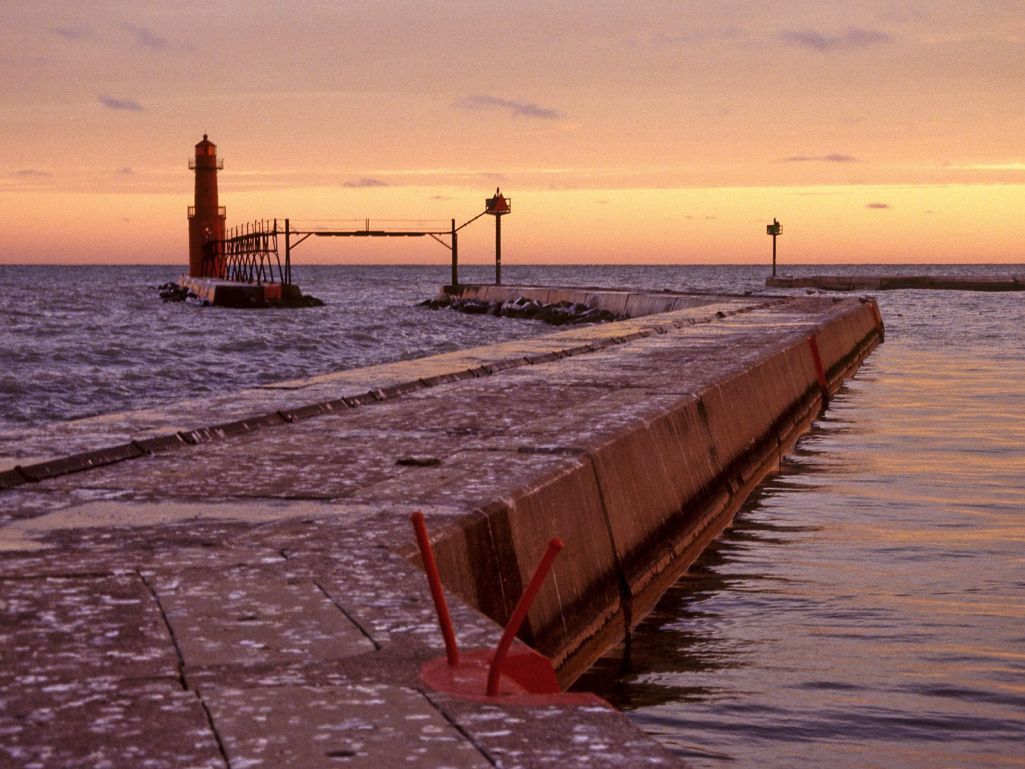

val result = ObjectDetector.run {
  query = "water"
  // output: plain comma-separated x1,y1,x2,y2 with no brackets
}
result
573,275,1025,768
0,263,546,429
1,262,759,429
2,262,1023,767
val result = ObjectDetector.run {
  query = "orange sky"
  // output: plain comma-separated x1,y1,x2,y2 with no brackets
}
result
2,2,1023,265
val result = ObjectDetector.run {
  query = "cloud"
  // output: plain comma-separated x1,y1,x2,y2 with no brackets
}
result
456,95,564,120
99,96,144,111
52,25,93,40
948,162,1025,171
781,27,890,51
14,169,52,177
119,167,134,175
122,23,168,49
783,153,863,163
343,177,388,188
866,202,891,209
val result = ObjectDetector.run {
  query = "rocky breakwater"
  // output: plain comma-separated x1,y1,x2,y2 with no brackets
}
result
421,292,625,325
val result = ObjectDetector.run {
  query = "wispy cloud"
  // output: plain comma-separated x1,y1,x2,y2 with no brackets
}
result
52,25,93,41
14,169,53,177
99,95,144,111
456,95,564,120
343,177,388,188
866,202,891,209
948,162,1025,171
781,27,890,51
783,153,863,163
119,167,134,175
122,23,168,49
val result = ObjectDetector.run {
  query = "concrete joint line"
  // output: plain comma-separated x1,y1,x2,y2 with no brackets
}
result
197,697,232,769
583,450,634,645
313,580,382,651
418,688,501,767
136,571,259,768
482,508,514,616
136,570,189,692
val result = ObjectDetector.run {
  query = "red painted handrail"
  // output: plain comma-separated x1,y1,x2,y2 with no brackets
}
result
410,511,460,666
486,538,564,696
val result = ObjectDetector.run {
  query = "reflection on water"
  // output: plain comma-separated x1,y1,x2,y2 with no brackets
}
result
577,290,1025,768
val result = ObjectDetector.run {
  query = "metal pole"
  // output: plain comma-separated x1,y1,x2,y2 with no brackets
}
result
486,538,564,697
453,229,459,287
410,512,460,667
772,233,777,277
285,218,291,286
495,214,502,286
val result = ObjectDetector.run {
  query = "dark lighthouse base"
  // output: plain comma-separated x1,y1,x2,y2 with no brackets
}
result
162,275,323,308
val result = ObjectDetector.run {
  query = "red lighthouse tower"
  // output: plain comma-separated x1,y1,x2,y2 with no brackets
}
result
187,135,226,278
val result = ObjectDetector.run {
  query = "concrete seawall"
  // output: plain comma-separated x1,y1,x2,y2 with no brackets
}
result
766,274,1025,291
443,282,733,318
0,287,882,766
422,285,882,682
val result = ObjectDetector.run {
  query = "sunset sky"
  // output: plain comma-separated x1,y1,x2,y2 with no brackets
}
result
2,1,1023,265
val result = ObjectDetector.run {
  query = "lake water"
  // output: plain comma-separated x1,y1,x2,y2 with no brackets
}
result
574,270,1025,769
1,262,1022,767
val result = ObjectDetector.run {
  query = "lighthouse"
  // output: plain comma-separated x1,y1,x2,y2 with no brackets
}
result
187,135,226,278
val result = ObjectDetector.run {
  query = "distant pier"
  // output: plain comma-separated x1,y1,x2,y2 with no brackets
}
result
1,286,882,767
179,136,514,307
767,273,1025,292
175,274,323,308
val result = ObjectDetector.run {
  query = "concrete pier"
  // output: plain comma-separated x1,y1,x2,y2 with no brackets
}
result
176,276,320,308
441,283,746,318
766,273,1025,292
1,287,882,767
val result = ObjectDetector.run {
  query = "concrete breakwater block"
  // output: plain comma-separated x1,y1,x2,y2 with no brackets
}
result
442,283,728,320
407,294,882,684
0,287,882,767
766,274,1025,291
162,275,324,307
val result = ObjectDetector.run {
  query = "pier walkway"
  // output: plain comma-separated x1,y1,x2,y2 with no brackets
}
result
0,287,882,768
